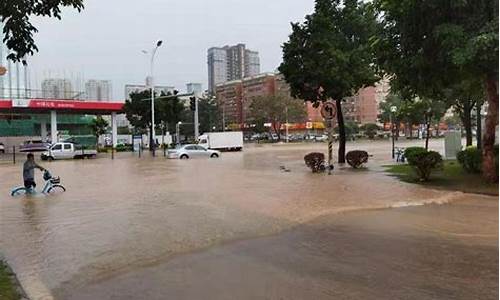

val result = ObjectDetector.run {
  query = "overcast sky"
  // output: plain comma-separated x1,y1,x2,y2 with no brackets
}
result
27,0,315,100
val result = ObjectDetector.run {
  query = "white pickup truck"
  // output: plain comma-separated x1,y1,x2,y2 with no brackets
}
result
41,142,97,161
198,131,243,151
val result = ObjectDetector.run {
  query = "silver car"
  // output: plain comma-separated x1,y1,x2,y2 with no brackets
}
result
167,144,221,159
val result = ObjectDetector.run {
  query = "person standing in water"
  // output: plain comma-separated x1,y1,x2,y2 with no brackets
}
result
23,153,45,190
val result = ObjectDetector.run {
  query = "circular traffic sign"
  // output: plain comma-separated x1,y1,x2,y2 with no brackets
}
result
321,102,336,120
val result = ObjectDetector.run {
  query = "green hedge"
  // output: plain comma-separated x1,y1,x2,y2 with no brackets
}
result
457,145,499,174
404,147,443,181
404,147,427,163
457,147,482,173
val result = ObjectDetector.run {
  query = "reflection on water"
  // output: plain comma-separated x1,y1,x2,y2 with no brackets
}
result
0,141,494,299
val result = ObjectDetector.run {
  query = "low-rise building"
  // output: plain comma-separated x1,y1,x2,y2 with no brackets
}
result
216,72,389,131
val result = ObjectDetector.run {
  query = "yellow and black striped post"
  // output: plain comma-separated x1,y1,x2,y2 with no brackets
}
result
327,120,333,175
321,101,336,175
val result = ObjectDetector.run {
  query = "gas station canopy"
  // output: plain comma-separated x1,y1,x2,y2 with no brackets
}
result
0,99,124,115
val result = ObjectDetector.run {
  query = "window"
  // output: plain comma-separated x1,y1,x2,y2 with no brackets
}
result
52,144,62,150
196,146,206,151
185,146,196,150
200,139,208,144
64,144,72,150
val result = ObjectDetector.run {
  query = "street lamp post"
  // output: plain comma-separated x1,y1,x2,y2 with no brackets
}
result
176,121,182,145
390,106,397,159
145,40,163,156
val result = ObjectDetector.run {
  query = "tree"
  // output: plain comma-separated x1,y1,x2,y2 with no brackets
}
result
374,0,498,181
197,97,219,133
89,116,108,150
249,94,306,140
360,123,379,139
378,93,404,139
420,98,449,150
335,121,359,140
123,90,185,150
444,79,485,146
279,0,379,163
123,90,151,137
156,90,185,138
1,0,84,62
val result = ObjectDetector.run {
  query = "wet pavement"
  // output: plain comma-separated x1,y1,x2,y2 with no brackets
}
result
0,140,497,299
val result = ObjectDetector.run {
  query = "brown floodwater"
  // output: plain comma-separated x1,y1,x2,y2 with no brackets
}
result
0,140,496,300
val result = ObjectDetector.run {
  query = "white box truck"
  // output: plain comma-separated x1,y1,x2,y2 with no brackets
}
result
198,132,243,151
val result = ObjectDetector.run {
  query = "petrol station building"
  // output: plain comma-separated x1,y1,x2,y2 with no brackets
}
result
0,98,124,148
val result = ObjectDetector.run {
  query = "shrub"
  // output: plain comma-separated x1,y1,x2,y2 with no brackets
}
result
407,150,443,181
304,152,325,173
457,147,482,173
346,150,369,168
404,147,427,164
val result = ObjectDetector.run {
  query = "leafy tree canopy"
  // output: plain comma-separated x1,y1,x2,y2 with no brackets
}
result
1,0,84,62
249,94,306,139
373,0,498,99
279,0,380,103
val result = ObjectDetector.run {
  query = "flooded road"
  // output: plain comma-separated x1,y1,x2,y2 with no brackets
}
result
0,140,497,299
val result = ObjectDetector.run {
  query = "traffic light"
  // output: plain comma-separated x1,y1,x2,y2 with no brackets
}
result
189,96,196,111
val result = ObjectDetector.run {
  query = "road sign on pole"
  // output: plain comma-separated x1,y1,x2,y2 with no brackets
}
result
321,102,337,120
321,102,336,175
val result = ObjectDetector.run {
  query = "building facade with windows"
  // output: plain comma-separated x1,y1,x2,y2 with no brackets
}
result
41,79,73,100
216,72,389,131
186,83,203,95
207,44,260,94
85,80,112,101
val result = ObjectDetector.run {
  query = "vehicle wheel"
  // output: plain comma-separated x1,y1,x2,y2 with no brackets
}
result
47,184,66,194
11,187,27,196
211,153,219,158
47,156,54,162
180,154,189,159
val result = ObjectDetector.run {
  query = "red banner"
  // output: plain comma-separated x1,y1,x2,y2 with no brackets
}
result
29,99,123,111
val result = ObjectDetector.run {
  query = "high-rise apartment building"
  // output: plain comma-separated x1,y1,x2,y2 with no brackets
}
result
186,83,203,95
41,79,73,99
207,44,260,94
85,80,112,101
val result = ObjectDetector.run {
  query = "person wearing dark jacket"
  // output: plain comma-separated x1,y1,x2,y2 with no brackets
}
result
23,153,45,190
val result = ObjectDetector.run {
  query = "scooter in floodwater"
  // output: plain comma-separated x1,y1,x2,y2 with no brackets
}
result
11,170,66,196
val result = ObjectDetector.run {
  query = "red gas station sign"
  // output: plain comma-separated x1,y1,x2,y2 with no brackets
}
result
0,99,123,112
29,99,123,111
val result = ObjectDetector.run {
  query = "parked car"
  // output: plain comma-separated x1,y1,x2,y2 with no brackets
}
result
167,144,221,159
314,134,328,142
19,140,50,152
0,142,4,154
41,142,97,160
